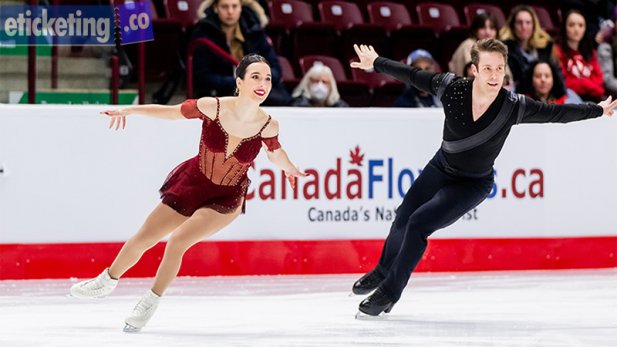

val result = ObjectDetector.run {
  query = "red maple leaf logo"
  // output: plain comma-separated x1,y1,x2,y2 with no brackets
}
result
349,146,364,166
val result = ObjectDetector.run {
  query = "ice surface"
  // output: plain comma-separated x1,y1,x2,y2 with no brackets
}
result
1,269,615,347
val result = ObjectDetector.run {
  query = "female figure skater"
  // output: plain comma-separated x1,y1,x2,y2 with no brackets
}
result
350,39,617,317
69,54,306,331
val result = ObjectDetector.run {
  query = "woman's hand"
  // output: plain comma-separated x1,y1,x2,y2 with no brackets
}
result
100,109,127,130
284,167,308,189
598,95,617,116
350,44,379,71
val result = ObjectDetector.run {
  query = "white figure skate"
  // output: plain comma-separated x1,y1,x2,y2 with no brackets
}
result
69,268,118,299
123,290,160,333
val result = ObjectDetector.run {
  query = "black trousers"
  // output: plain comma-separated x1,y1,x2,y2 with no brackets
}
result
375,150,494,302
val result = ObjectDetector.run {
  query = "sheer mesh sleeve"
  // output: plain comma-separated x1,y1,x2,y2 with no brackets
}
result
180,99,204,120
262,136,281,152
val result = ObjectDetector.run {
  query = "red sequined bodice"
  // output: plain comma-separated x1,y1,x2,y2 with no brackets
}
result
181,98,281,186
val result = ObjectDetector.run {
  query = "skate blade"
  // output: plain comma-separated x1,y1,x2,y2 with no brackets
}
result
349,289,377,297
66,293,105,300
123,323,142,333
355,311,388,320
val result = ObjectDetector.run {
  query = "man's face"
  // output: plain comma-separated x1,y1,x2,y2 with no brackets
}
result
215,0,242,27
471,51,506,92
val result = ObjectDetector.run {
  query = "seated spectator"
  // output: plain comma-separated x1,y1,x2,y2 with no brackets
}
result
596,18,617,97
394,49,442,108
518,60,583,104
561,0,615,37
449,13,499,76
191,0,290,105
553,9,605,102
290,64,349,107
500,5,554,84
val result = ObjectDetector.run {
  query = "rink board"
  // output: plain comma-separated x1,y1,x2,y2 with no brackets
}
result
1,105,616,279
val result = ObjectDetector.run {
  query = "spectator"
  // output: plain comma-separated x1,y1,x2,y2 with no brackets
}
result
561,0,615,37
596,18,617,97
518,60,583,104
394,49,442,108
499,5,554,84
449,13,499,76
554,9,605,102
191,0,290,105
290,64,349,107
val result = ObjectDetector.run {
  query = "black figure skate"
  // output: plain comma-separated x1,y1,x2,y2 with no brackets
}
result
355,287,394,319
352,269,384,295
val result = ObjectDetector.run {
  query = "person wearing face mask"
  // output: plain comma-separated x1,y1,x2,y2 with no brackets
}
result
290,64,349,107
518,60,583,104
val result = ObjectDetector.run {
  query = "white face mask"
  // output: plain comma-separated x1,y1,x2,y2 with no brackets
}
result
309,82,329,101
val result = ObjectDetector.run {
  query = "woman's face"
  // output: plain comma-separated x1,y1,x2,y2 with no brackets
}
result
237,62,272,102
477,20,497,40
308,72,331,101
566,12,586,44
514,10,534,42
532,63,553,97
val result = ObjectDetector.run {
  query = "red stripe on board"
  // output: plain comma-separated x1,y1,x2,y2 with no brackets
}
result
1,237,616,280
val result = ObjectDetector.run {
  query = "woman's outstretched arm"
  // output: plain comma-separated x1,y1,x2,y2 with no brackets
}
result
100,104,184,130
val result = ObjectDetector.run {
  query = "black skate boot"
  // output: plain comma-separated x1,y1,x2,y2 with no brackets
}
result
357,287,395,316
352,269,384,295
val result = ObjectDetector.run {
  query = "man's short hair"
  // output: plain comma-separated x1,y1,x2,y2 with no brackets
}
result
470,38,508,67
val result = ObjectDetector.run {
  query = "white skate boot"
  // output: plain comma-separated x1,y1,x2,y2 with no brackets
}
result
123,290,160,333
69,268,118,299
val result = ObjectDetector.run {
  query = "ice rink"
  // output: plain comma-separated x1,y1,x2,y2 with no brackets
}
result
1,269,616,347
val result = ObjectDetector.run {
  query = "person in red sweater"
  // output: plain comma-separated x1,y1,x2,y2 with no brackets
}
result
554,9,605,102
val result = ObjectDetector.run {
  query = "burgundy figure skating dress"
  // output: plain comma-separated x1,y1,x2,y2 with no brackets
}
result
160,98,281,216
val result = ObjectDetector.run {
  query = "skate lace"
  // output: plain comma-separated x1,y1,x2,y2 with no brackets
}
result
367,271,381,281
367,289,389,305
361,271,383,285
132,298,153,316
78,277,106,295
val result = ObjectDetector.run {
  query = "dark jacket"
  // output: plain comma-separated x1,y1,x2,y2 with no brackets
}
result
393,86,441,108
504,39,554,83
191,6,283,98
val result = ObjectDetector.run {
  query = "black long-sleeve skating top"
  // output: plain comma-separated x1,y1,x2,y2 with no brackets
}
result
374,57,604,175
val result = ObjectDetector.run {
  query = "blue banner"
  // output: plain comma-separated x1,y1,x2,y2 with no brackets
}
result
0,3,153,46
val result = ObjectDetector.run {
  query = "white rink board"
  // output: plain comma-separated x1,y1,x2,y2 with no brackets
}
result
1,104,616,243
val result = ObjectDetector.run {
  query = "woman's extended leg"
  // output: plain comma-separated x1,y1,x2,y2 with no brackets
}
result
109,202,189,279
70,202,188,299
151,206,241,295
124,206,241,331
